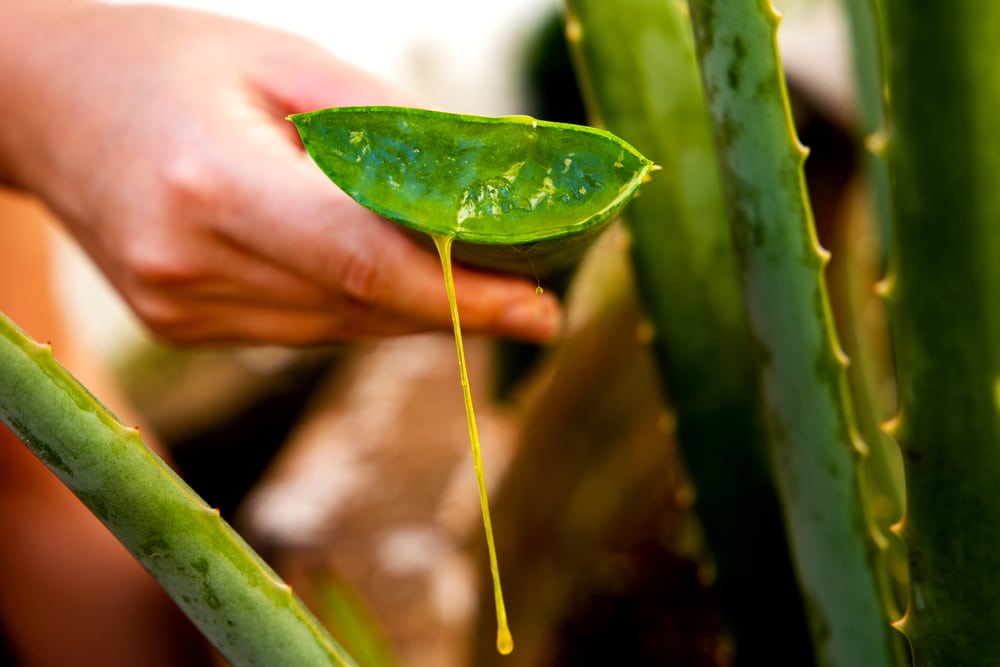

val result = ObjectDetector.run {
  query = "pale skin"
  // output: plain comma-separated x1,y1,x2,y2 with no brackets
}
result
0,0,563,346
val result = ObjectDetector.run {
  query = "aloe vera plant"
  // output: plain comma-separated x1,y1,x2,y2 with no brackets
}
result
4,2,1000,662
839,0,908,618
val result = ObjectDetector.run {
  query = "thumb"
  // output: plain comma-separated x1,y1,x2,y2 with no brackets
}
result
249,39,420,117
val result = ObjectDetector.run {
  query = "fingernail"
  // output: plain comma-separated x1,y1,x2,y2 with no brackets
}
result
501,295,563,341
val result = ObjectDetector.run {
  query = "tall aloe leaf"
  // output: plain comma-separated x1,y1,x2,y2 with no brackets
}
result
685,1,898,664
840,0,908,618
878,1,1000,662
564,0,812,662
0,312,356,667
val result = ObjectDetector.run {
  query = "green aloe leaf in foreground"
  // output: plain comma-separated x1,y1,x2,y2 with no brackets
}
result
0,313,356,667
288,106,653,279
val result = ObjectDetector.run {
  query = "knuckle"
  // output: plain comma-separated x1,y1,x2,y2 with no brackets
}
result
334,248,384,302
120,226,212,291
157,150,224,214
122,237,205,290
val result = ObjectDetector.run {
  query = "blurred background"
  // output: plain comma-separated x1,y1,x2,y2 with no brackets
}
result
0,1,876,665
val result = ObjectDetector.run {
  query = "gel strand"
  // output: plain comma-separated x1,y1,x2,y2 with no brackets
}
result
432,233,513,656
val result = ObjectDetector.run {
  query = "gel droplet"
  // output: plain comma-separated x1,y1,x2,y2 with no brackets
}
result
497,625,514,655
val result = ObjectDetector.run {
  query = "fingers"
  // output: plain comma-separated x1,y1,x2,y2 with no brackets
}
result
123,253,562,346
127,218,563,345
124,229,345,313
124,294,434,346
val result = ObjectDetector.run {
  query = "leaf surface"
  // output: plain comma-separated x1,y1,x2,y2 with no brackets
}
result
289,106,652,276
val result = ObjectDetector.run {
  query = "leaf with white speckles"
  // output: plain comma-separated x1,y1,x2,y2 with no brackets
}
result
289,106,653,277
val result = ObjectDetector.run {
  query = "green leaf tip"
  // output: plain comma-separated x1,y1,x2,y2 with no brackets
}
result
289,106,654,278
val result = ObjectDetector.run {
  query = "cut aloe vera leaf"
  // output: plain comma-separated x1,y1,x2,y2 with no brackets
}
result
289,106,653,278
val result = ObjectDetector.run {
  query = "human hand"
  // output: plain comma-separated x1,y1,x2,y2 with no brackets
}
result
0,2,562,345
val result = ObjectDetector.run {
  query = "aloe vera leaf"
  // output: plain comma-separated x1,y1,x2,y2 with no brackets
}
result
840,0,906,531
834,0,909,623
826,205,908,621
564,0,813,662
0,312,356,667
288,106,652,279
685,1,899,665
878,2,1000,662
